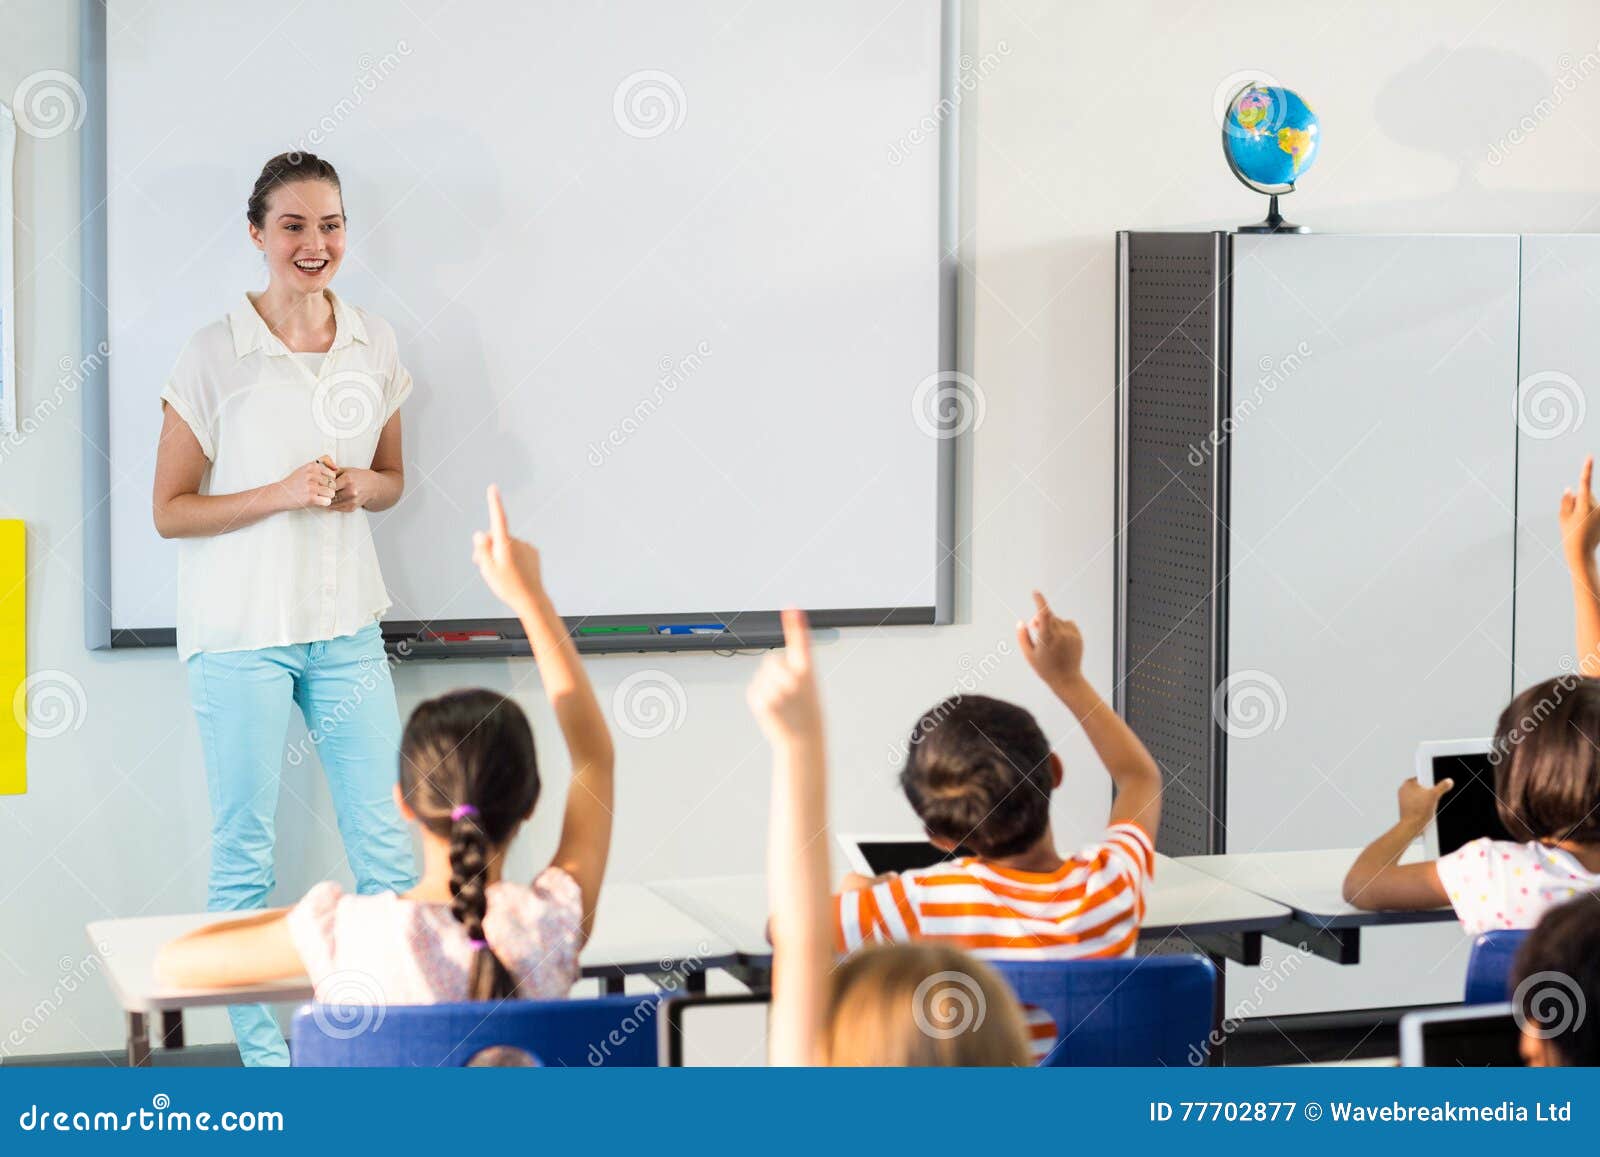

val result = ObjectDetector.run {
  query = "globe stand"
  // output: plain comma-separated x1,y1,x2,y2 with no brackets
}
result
1237,192,1309,235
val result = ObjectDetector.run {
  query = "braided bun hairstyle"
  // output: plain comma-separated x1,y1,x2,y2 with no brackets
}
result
247,151,343,230
399,689,541,1001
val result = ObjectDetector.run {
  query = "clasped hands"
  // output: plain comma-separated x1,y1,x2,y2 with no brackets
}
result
279,455,379,513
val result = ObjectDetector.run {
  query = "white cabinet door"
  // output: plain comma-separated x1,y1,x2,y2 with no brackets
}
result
1514,235,1600,688
1222,233,1519,1016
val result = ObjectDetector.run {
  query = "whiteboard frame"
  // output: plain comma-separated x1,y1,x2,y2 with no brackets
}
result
0,104,15,438
80,0,965,656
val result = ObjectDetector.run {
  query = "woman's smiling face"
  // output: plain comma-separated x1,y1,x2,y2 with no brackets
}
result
249,178,346,293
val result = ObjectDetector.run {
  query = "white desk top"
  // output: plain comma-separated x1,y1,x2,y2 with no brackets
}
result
583,882,737,976
649,854,1293,961
648,875,773,958
88,882,737,1015
87,912,313,1015
1175,848,1455,928
1141,854,1291,936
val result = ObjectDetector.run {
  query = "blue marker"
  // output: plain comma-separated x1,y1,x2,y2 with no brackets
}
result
657,623,726,636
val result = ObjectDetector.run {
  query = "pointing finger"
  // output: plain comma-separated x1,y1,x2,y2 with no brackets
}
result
780,607,811,668
486,484,510,543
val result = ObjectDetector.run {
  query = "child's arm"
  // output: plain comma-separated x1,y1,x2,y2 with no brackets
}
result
471,485,615,943
1016,591,1163,837
155,911,304,989
751,610,831,1067
1341,778,1453,909
1559,456,1600,675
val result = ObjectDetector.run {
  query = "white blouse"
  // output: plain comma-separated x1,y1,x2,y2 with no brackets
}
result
160,290,412,660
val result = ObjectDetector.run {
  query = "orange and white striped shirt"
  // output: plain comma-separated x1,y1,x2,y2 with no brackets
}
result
833,822,1156,1061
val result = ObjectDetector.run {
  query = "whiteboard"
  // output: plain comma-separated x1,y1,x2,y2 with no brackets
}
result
93,0,956,641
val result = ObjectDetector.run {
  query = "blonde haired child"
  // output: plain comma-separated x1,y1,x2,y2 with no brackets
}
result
749,609,1032,1066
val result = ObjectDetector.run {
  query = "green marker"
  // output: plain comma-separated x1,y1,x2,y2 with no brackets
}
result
576,624,652,636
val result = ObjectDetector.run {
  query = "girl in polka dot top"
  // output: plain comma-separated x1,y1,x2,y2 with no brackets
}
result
1342,459,1600,933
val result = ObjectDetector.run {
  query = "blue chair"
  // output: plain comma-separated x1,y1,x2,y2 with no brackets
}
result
1464,930,1529,1005
991,955,1217,1066
290,993,665,1067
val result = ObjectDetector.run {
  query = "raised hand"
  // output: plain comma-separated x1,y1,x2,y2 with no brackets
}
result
746,609,822,747
277,458,338,510
1397,776,1453,828
759,606,831,1066
1016,590,1085,689
1560,456,1600,567
470,485,544,613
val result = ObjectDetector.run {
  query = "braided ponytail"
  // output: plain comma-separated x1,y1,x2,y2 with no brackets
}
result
400,690,542,1004
448,804,519,1001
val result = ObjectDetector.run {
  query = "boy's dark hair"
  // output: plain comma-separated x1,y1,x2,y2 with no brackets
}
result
247,151,343,229
1492,677,1600,843
899,695,1053,859
1511,893,1600,1065
399,689,540,1001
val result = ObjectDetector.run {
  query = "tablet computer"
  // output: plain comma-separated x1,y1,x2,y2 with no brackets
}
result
835,832,965,877
658,993,770,1067
1416,738,1513,859
1398,1003,1522,1067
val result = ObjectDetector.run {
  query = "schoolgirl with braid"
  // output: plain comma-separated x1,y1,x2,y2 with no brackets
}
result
156,486,616,1011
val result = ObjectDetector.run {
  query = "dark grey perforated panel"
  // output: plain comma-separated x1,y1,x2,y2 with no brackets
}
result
1115,232,1228,857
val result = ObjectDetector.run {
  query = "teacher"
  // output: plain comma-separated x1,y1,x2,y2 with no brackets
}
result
151,152,418,1066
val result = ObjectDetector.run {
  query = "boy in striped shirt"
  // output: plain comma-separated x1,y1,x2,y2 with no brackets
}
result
834,592,1163,1058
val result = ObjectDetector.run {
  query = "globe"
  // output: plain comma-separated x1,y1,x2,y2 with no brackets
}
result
1223,84,1319,192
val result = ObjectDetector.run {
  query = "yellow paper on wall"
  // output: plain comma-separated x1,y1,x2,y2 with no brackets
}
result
0,521,24,794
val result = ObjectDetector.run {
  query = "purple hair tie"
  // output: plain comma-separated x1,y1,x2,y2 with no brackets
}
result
450,804,479,821
468,938,488,949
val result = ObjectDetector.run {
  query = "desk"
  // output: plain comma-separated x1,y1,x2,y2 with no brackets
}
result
583,883,738,993
88,883,736,1066
648,853,1294,974
1176,849,1456,964
1141,855,1292,964
86,912,308,1067
647,875,771,979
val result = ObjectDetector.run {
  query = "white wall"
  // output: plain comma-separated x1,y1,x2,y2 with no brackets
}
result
4,0,1600,1056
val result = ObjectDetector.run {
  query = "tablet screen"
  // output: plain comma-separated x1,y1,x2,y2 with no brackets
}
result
1416,1010,1523,1067
1432,751,1515,855
854,840,964,875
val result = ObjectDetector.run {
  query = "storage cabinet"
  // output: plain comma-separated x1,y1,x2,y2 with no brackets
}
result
1114,231,1555,1016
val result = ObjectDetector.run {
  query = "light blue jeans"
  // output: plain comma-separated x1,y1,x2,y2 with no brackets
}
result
186,621,417,1066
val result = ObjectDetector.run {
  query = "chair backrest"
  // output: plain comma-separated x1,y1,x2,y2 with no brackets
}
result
991,955,1217,1066
290,993,665,1067
1464,930,1529,1005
